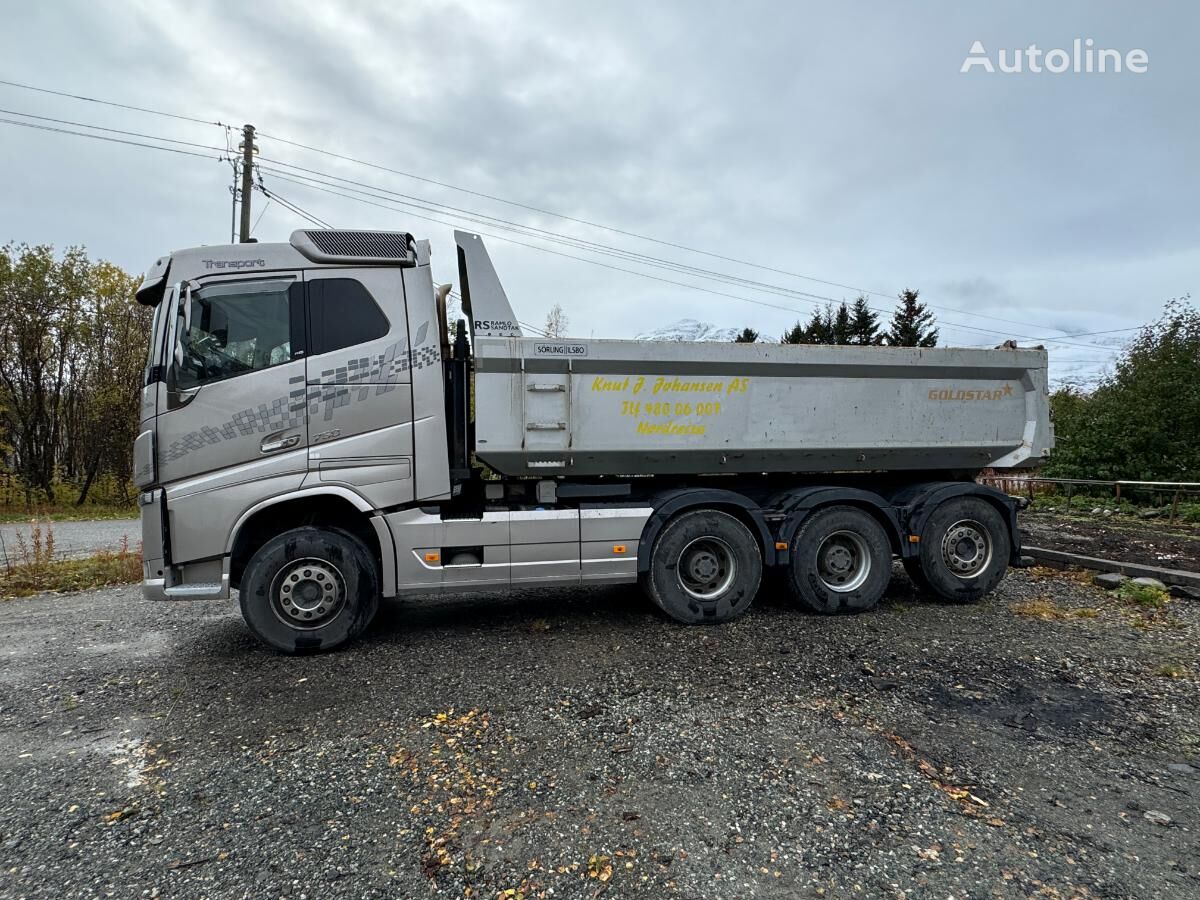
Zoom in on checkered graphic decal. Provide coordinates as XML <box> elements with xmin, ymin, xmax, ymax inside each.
<box><xmin>160</xmin><ymin>326</ymin><xmax>439</xmax><ymax>464</ymax></box>
<box><xmin>306</xmin><ymin>340</ymin><xmax>441</xmax><ymax>422</ymax></box>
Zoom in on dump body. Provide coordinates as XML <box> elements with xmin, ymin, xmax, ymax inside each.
<box><xmin>473</xmin><ymin>336</ymin><xmax>1051</xmax><ymax>477</ymax></box>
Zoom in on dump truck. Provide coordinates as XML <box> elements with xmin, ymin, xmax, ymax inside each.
<box><xmin>132</xmin><ymin>229</ymin><xmax>1053</xmax><ymax>653</ymax></box>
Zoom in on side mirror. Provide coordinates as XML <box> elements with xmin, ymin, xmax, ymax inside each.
<box><xmin>173</xmin><ymin>281</ymin><xmax>198</xmax><ymax>367</ymax></box>
<box><xmin>183</xmin><ymin>281</ymin><xmax>197</xmax><ymax>333</ymax></box>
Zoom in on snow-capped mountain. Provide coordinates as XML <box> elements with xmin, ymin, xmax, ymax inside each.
<box><xmin>633</xmin><ymin>318</ymin><xmax>740</xmax><ymax>342</ymax></box>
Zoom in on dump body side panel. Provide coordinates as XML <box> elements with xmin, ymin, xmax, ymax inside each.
<box><xmin>473</xmin><ymin>337</ymin><xmax>1052</xmax><ymax>477</ymax></box>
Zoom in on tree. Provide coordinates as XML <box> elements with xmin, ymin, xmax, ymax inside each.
<box><xmin>734</xmin><ymin>327</ymin><xmax>759</xmax><ymax>343</ymax></box>
<box><xmin>783</xmin><ymin>305</ymin><xmax>836</xmax><ymax>344</ymax></box>
<box><xmin>0</xmin><ymin>244</ymin><xmax>150</xmax><ymax>507</ymax></box>
<box><xmin>781</xmin><ymin>321</ymin><xmax>806</xmax><ymax>344</ymax></box>
<box><xmin>1045</xmin><ymin>297</ymin><xmax>1200</xmax><ymax>482</ymax></box>
<box><xmin>543</xmin><ymin>303</ymin><xmax>568</xmax><ymax>338</ymax></box>
<box><xmin>832</xmin><ymin>303</ymin><xmax>853</xmax><ymax>344</ymax></box>
<box><xmin>848</xmin><ymin>295</ymin><xmax>881</xmax><ymax>345</ymax></box>
<box><xmin>885</xmin><ymin>289</ymin><xmax>938</xmax><ymax>347</ymax></box>
<box><xmin>0</xmin><ymin>244</ymin><xmax>90</xmax><ymax>501</ymax></box>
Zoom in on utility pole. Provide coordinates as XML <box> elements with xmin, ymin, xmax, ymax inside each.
<box><xmin>238</xmin><ymin>124</ymin><xmax>256</xmax><ymax>243</ymax></box>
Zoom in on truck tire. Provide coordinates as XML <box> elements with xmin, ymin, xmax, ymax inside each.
<box><xmin>239</xmin><ymin>526</ymin><xmax>380</xmax><ymax>654</ymax></box>
<box><xmin>646</xmin><ymin>509</ymin><xmax>761</xmax><ymax>625</ymax></box>
<box><xmin>913</xmin><ymin>497</ymin><xmax>1010</xmax><ymax>603</ymax></box>
<box><xmin>787</xmin><ymin>505</ymin><xmax>891</xmax><ymax>614</ymax></box>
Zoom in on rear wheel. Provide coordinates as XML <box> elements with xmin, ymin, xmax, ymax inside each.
<box><xmin>913</xmin><ymin>497</ymin><xmax>1010</xmax><ymax>603</ymax></box>
<box><xmin>646</xmin><ymin>509</ymin><xmax>762</xmax><ymax>624</ymax></box>
<box><xmin>787</xmin><ymin>506</ymin><xmax>891</xmax><ymax>614</ymax></box>
<box><xmin>239</xmin><ymin>526</ymin><xmax>380</xmax><ymax>653</ymax></box>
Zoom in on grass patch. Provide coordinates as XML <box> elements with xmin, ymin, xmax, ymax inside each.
<box><xmin>1</xmin><ymin>523</ymin><xmax>141</xmax><ymax>599</ymax></box>
<box><xmin>0</xmin><ymin>504</ymin><xmax>136</xmax><ymax>524</ymax></box>
<box><xmin>1116</xmin><ymin>580</ymin><xmax>1171</xmax><ymax>608</ymax></box>
<box><xmin>1012</xmin><ymin>596</ymin><xmax>1099</xmax><ymax>621</ymax></box>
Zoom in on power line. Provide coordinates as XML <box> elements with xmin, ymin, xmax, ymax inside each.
<box><xmin>968</xmin><ymin>324</ymin><xmax>1139</xmax><ymax>347</ymax></box>
<box><xmin>0</xmin><ymin>79</ymin><xmax>1141</xmax><ymax>352</ymax></box>
<box><xmin>255</xmin><ymin>183</ymin><xmax>332</xmax><ymax>229</ymax></box>
<box><xmin>0</xmin><ymin>78</ymin><xmax>221</xmax><ymax>127</ymax></box>
<box><xmin>264</xmin><ymin>170</ymin><xmax>1092</xmax><ymax>347</ymax></box>
<box><xmin>0</xmin><ymin>116</ymin><xmax>224</xmax><ymax>159</ymax></box>
<box><xmin>0</xmin><ymin>79</ymin><xmax>1123</xmax><ymax>342</ymax></box>
<box><xmin>262</xmin><ymin>166</ymin><xmax>1119</xmax><ymax>351</ymax></box>
<box><xmin>256</xmin><ymin>158</ymin><xmax>840</xmax><ymax>304</ymax></box>
<box><xmin>257</xmin><ymin>155</ymin><xmax>1107</xmax><ymax>346</ymax></box>
<box><xmin>250</xmin><ymin>199</ymin><xmax>272</xmax><ymax>236</ymax></box>
<box><xmin>0</xmin><ymin>106</ymin><xmax>227</xmax><ymax>152</ymax></box>
<box><xmin>253</xmin><ymin>133</ymin><xmax>1115</xmax><ymax>338</ymax></box>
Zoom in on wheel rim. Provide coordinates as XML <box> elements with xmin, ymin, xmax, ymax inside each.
<box><xmin>269</xmin><ymin>557</ymin><xmax>347</xmax><ymax>629</ymax></box>
<box><xmin>815</xmin><ymin>529</ymin><xmax>872</xmax><ymax>592</ymax></box>
<box><xmin>940</xmin><ymin>519</ymin><xmax>992</xmax><ymax>579</ymax></box>
<box><xmin>676</xmin><ymin>536</ymin><xmax>737</xmax><ymax>601</ymax></box>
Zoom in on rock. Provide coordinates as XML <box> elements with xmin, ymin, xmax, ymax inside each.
<box><xmin>1093</xmin><ymin>572</ymin><xmax>1128</xmax><ymax>590</ymax></box>
<box><xmin>1166</xmin><ymin>763</ymin><xmax>1196</xmax><ymax>775</ymax></box>
<box><xmin>1017</xmin><ymin>555</ymin><xmax>1035</xmax><ymax>568</ymax></box>
<box><xmin>1091</xmin><ymin>507</ymin><xmax>1102</xmax><ymax>515</ymax></box>
<box><xmin>1103</xmin><ymin>509</ymin><xmax>1113</xmax><ymax>516</ymax></box>
<box><xmin>1169</xmin><ymin>585</ymin><xmax>1200</xmax><ymax>601</ymax></box>
<box><xmin>1129</xmin><ymin>576</ymin><xmax>1167</xmax><ymax>591</ymax></box>
<box><xmin>1138</xmin><ymin>508</ymin><xmax>1162</xmax><ymax>519</ymax></box>
<box><xmin>1144</xmin><ymin>810</ymin><xmax>1172</xmax><ymax>826</ymax></box>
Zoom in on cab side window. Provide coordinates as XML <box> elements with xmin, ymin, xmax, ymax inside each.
<box><xmin>307</xmin><ymin>278</ymin><xmax>390</xmax><ymax>355</ymax></box>
<box><xmin>175</xmin><ymin>279</ymin><xmax>300</xmax><ymax>390</ymax></box>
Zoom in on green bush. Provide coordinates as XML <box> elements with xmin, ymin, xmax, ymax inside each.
<box><xmin>1045</xmin><ymin>298</ymin><xmax>1200</xmax><ymax>483</ymax></box>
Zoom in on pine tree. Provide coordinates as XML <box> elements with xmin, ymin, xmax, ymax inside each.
<box><xmin>734</xmin><ymin>327</ymin><xmax>759</xmax><ymax>343</ymax></box>
<box><xmin>832</xmin><ymin>303</ymin><xmax>853</xmax><ymax>345</ymax></box>
<box><xmin>780</xmin><ymin>320</ymin><xmax>807</xmax><ymax>344</ymax></box>
<box><xmin>848</xmin><ymin>295</ymin><xmax>881</xmax><ymax>345</ymax></box>
<box><xmin>885</xmin><ymin>289</ymin><xmax>938</xmax><ymax>347</ymax></box>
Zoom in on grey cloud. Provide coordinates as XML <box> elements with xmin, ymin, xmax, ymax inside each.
<box><xmin>1</xmin><ymin>0</ymin><xmax>1196</xmax><ymax>389</ymax></box>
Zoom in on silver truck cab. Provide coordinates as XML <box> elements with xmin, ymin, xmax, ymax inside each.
<box><xmin>134</xmin><ymin>232</ymin><xmax>453</xmax><ymax>628</ymax></box>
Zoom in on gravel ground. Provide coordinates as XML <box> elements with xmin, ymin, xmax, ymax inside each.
<box><xmin>0</xmin><ymin>569</ymin><xmax>1196</xmax><ymax>899</ymax></box>
<box><xmin>0</xmin><ymin>518</ymin><xmax>139</xmax><ymax>562</ymax></box>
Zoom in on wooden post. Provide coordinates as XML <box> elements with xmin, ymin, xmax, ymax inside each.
<box><xmin>1066</xmin><ymin>482</ymin><xmax>1073</xmax><ymax>509</ymax></box>
<box><xmin>1171</xmin><ymin>491</ymin><xmax>1180</xmax><ymax>524</ymax></box>
<box><xmin>1115</xmin><ymin>482</ymin><xmax>1122</xmax><ymax>503</ymax></box>
<box><xmin>239</xmin><ymin>124</ymin><xmax>256</xmax><ymax>243</ymax></box>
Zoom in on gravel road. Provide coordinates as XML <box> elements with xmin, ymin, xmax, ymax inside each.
<box><xmin>0</xmin><ymin>569</ymin><xmax>1196</xmax><ymax>898</ymax></box>
<box><xmin>0</xmin><ymin>518</ymin><xmax>139</xmax><ymax>562</ymax></box>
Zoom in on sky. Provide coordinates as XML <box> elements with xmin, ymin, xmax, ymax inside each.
<box><xmin>0</xmin><ymin>0</ymin><xmax>1195</xmax><ymax>385</ymax></box>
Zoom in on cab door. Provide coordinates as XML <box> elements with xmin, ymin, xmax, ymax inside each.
<box><xmin>302</xmin><ymin>268</ymin><xmax>415</xmax><ymax>509</ymax></box>
<box><xmin>154</xmin><ymin>274</ymin><xmax>309</xmax><ymax>562</ymax></box>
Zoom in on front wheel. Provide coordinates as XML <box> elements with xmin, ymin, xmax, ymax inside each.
<box><xmin>239</xmin><ymin>526</ymin><xmax>380</xmax><ymax>653</ymax></box>
<box><xmin>913</xmin><ymin>497</ymin><xmax>1010</xmax><ymax>603</ymax></box>
<box><xmin>645</xmin><ymin>509</ymin><xmax>762</xmax><ymax>625</ymax></box>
